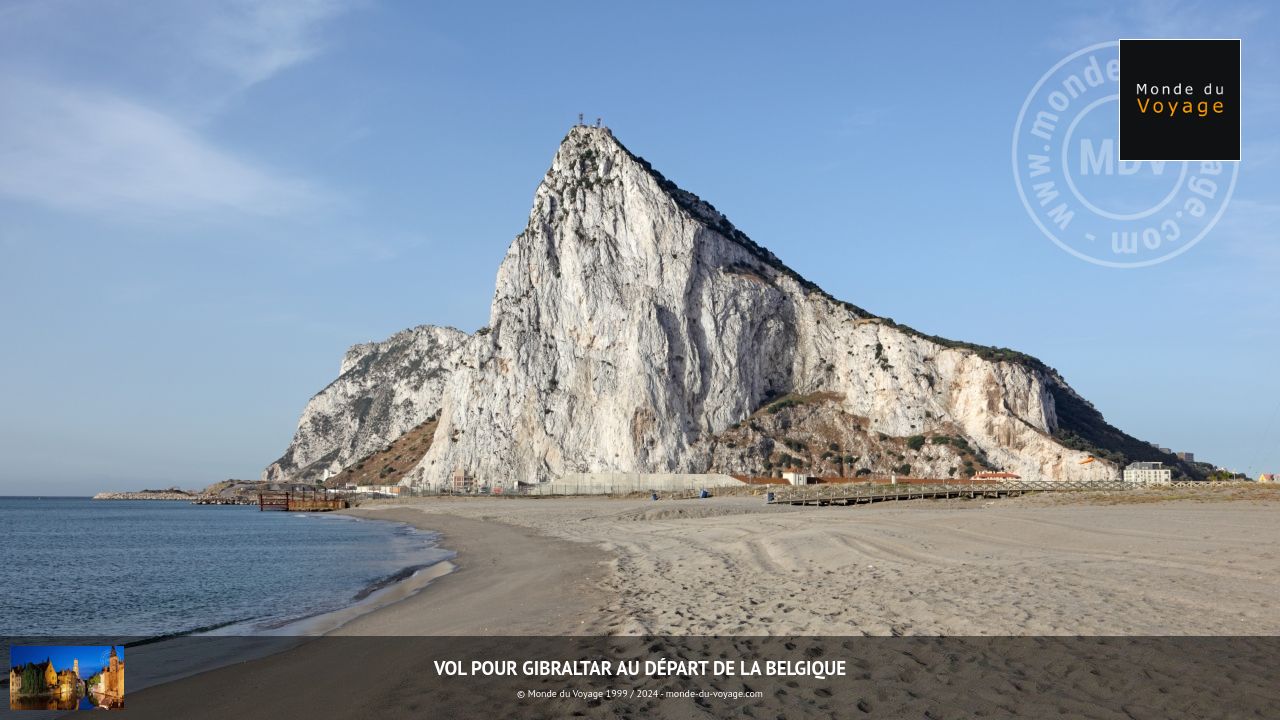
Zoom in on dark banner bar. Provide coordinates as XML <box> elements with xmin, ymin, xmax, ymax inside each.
<box><xmin>5</xmin><ymin>636</ymin><xmax>1279</xmax><ymax>718</ymax></box>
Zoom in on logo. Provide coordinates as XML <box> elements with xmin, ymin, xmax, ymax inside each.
<box><xmin>1119</xmin><ymin>39</ymin><xmax>1241</xmax><ymax>161</ymax></box>
<box><xmin>1012</xmin><ymin>42</ymin><xmax>1238</xmax><ymax>268</ymax></box>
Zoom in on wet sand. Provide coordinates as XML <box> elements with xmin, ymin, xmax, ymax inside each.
<box><xmin>329</xmin><ymin>508</ymin><xmax>612</xmax><ymax>635</ymax></box>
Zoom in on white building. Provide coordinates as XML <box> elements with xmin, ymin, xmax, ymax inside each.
<box><xmin>781</xmin><ymin>470</ymin><xmax>811</xmax><ymax>486</ymax></box>
<box><xmin>1123</xmin><ymin>462</ymin><xmax>1172</xmax><ymax>486</ymax></box>
<box><xmin>355</xmin><ymin>484</ymin><xmax>403</xmax><ymax>496</ymax></box>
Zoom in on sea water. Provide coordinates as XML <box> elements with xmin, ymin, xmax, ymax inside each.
<box><xmin>0</xmin><ymin>497</ymin><xmax>450</xmax><ymax>637</ymax></box>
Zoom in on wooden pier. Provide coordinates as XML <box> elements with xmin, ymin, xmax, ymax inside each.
<box><xmin>766</xmin><ymin>481</ymin><xmax>1131</xmax><ymax>506</ymax></box>
<box><xmin>257</xmin><ymin>490</ymin><xmax>350</xmax><ymax>512</ymax></box>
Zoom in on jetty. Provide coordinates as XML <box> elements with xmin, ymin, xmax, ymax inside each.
<box><xmin>92</xmin><ymin>490</ymin><xmax>193</xmax><ymax>501</ymax></box>
<box><xmin>257</xmin><ymin>489</ymin><xmax>350</xmax><ymax>512</ymax></box>
<box><xmin>766</xmin><ymin>480</ymin><xmax>1131</xmax><ymax>506</ymax></box>
<box><xmin>192</xmin><ymin>495</ymin><xmax>254</xmax><ymax>505</ymax></box>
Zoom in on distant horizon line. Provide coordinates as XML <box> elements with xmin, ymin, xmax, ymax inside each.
<box><xmin>2</xmin><ymin>494</ymin><xmax>97</xmax><ymax>498</ymax></box>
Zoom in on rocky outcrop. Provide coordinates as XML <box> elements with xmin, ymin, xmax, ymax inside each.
<box><xmin>93</xmin><ymin>490</ymin><xmax>193</xmax><ymax>500</ymax></box>
<box><xmin>263</xmin><ymin>325</ymin><xmax>469</xmax><ymax>483</ymax></box>
<box><xmin>266</xmin><ymin>126</ymin><xmax>1197</xmax><ymax>487</ymax></box>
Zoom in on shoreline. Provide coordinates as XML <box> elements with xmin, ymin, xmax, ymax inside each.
<box><xmin>325</xmin><ymin>506</ymin><xmax>612</xmax><ymax>635</ymax></box>
<box><xmin>107</xmin><ymin>490</ymin><xmax>1280</xmax><ymax>718</ymax></box>
<box><xmin>25</xmin><ymin>508</ymin><xmax>475</xmax><ymax>702</ymax></box>
<box><xmin>128</xmin><ymin>487</ymin><xmax>1280</xmax><ymax>645</ymax></box>
<box><xmin>200</xmin><ymin>512</ymin><xmax>458</xmax><ymax>638</ymax></box>
<box><xmin>119</xmin><ymin>505</ymin><xmax>613</xmax><ymax>718</ymax></box>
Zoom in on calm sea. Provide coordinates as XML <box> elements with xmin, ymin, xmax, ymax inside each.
<box><xmin>0</xmin><ymin>497</ymin><xmax>450</xmax><ymax>637</ymax></box>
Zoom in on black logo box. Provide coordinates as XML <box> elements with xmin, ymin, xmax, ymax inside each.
<box><xmin>1119</xmin><ymin>39</ymin><xmax>1241</xmax><ymax>161</ymax></box>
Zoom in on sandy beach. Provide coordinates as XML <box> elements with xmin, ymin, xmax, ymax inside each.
<box><xmin>329</xmin><ymin>508</ymin><xmax>612</xmax><ymax>635</ymax></box>
<box><xmin>351</xmin><ymin>487</ymin><xmax>1280</xmax><ymax>636</ymax></box>
<box><xmin>119</xmin><ymin>487</ymin><xmax>1280</xmax><ymax>718</ymax></box>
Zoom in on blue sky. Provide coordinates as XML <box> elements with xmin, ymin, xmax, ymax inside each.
<box><xmin>1</xmin><ymin>1</ymin><xmax>1276</xmax><ymax>494</ymax></box>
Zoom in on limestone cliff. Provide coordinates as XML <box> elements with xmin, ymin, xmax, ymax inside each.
<box><xmin>266</xmin><ymin>126</ymin><xmax>1196</xmax><ymax>486</ymax></box>
<box><xmin>263</xmin><ymin>325</ymin><xmax>468</xmax><ymax>483</ymax></box>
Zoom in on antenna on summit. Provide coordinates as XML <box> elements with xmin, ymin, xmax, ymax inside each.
<box><xmin>595</xmin><ymin>117</ymin><xmax>601</xmax><ymax>128</ymax></box>
<box><xmin>577</xmin><ymin>113</ymin><xmax>584</xmax><ymax>126</ymax></box>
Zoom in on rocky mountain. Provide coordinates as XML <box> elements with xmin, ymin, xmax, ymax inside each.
<box><xmin>265</xmin><ymin>126</ymin><xmax>1199</xmax><ymax>487</ymax></box>
<box><xmin>264</xmin><ymin>325</ymin><xmax>468</xmax><ymax>483</ymax></box>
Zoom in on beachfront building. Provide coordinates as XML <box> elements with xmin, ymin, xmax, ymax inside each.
<box><xmin>1259</xmin><ymin>473</ymin><xmax>1278</xmax><ymax>484</ymax></box>
<box><xmin>1123</xmin><ymin>462</ymin><xmax>1172</xmax><ymax>486</ymax></box>
<box><xmin>354</xmin><ymin>484</ymin><xmax>402</xmax><ymax>496</ymax></box>
<box><xmin>781</xmin><ymin>469</ymin><xmax>811</xmax><ymax>486</ymax></box>
<box><xmin>451</xmin><ymin>468</ymin><xmax>474</xmax><ymax>493</ymax></box>
<box><xmin>972</xmin><ymin>471</ymin><xmax>1021</xmax><ymax>481</ymax></box>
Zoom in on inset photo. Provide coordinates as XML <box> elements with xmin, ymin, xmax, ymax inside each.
<box><xmin>9</xmin><ymin>645</ymin><xmax>124</xmax><ymax>711</ymax></box>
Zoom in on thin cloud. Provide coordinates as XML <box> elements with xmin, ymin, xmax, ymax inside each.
<box><xmin>0</xmin><ymin>78</ymin><xmax>316</xmax><ymax>218</ymax></box>
<box><xmin>0</xmin><ymin>0</ymin><xmax>359</xmax><ymax>219</ymax></box>
<box><xmin>193</xmin><ymin>0</ymin><xmax>360</xmax><ymax>89</ymax></box>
